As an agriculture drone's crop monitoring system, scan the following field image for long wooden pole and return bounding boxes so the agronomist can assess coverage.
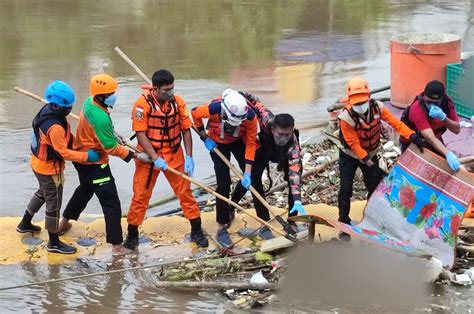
[153,281,277,291]
[165,167,286,237]
[114,46,287,219]
[0,253,232,291]
[114,46,152,84]
[15,86,140,154]
[15,87,80,120]
[16,86,285,236]
[212,148,285,216]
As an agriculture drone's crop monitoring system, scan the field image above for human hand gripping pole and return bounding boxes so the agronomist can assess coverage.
[241,172,251,190]
[204,138,217,152]
[14,86,140,155]
[153,157,168,171]
[113,46,296,239]
[184,156,194,177]
[87,149,100,162]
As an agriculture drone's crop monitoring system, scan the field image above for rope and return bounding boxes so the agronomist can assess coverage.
[0,253,223,291]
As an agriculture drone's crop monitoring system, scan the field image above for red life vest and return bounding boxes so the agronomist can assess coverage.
[142,88,182,152]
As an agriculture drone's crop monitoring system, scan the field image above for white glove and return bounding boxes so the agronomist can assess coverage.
[114,132,126,145]
[136,152,152,163]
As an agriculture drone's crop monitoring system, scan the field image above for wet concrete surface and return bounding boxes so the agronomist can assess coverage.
[0,0,473,312]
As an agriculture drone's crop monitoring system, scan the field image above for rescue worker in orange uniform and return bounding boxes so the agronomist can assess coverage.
[123,69,208,250]
[192,88,258,248]
[59,74,135,256]
[17,81,100,254]
[337,77,424,240]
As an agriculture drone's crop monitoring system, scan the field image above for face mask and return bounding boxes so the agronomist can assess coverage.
[223,122,238,134]
[162,89,174,101]
[57,106,72,116]
[273,134,292,147]
[352,102,369,114]
[104,94,117,107]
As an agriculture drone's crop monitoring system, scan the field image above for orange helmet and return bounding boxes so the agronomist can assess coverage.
[346,77,370,105]
[89,74,119,96]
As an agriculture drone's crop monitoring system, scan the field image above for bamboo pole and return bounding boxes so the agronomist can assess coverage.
[459,156,474,164]
[15,87,80,120]
[114,46,152,84]
[153,281,277,291]
[166,167,286,237]
[212,148,286,216]
[14,86,140,154]
[113,46,289,225]
[16,85,287,238]
[0,253,240,291]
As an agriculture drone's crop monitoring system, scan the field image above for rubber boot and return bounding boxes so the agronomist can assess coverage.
[16,211,41,233]
[47,232,77,254]
[189,217,209,248]
[123,224,139,250]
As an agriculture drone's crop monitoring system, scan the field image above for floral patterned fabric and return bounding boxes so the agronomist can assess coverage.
[330,145,474,268]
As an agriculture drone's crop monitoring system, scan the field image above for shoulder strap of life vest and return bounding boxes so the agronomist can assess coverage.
[31,105,68,161]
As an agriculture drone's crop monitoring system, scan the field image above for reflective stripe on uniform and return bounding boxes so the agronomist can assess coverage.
[92,176,111,184]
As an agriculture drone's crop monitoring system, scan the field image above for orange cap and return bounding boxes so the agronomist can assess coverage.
[346,77,370,105]
[89,74,119,96]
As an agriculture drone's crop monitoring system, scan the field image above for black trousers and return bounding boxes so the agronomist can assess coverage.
[63,163,123,245]
[210,140,248,225]
[337,150,383,224]
[231,146,296,221]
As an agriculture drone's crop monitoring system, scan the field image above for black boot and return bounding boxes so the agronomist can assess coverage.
[16,211,41,233]
[47,232,76,254]
[190,218,209,248]
[123,224,139,250]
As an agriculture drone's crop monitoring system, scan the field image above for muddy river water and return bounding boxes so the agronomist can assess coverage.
[0,0,473,312]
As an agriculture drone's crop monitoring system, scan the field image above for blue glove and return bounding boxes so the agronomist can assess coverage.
[429,106,446,121]
[204,138,217,152]
[240,172,251,190]
[184,155,194,177]
[153,157,168,170]
[87,149,100,162]
[290,200,306,215]
[445,151,460,172]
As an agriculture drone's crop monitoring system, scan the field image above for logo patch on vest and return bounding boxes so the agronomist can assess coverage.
[135,107,144,120]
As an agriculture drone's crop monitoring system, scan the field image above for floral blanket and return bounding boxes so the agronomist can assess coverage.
[331,145,474,268]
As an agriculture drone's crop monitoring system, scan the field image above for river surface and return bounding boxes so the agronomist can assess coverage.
[0,0,473,312]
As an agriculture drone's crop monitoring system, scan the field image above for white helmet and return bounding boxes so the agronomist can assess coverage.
[221,88,248,126]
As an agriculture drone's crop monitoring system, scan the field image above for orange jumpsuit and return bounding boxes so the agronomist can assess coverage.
[127,87,200,226]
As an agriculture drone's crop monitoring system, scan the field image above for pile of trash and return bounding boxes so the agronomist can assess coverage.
[157,132,405,213]
[254,135,404,208]
[147,250,284,310]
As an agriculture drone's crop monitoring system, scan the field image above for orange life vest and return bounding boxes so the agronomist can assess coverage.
[142,88,182,152]
[339,99,383,154]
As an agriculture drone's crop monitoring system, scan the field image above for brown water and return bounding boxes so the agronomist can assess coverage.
[0,0,473,312]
